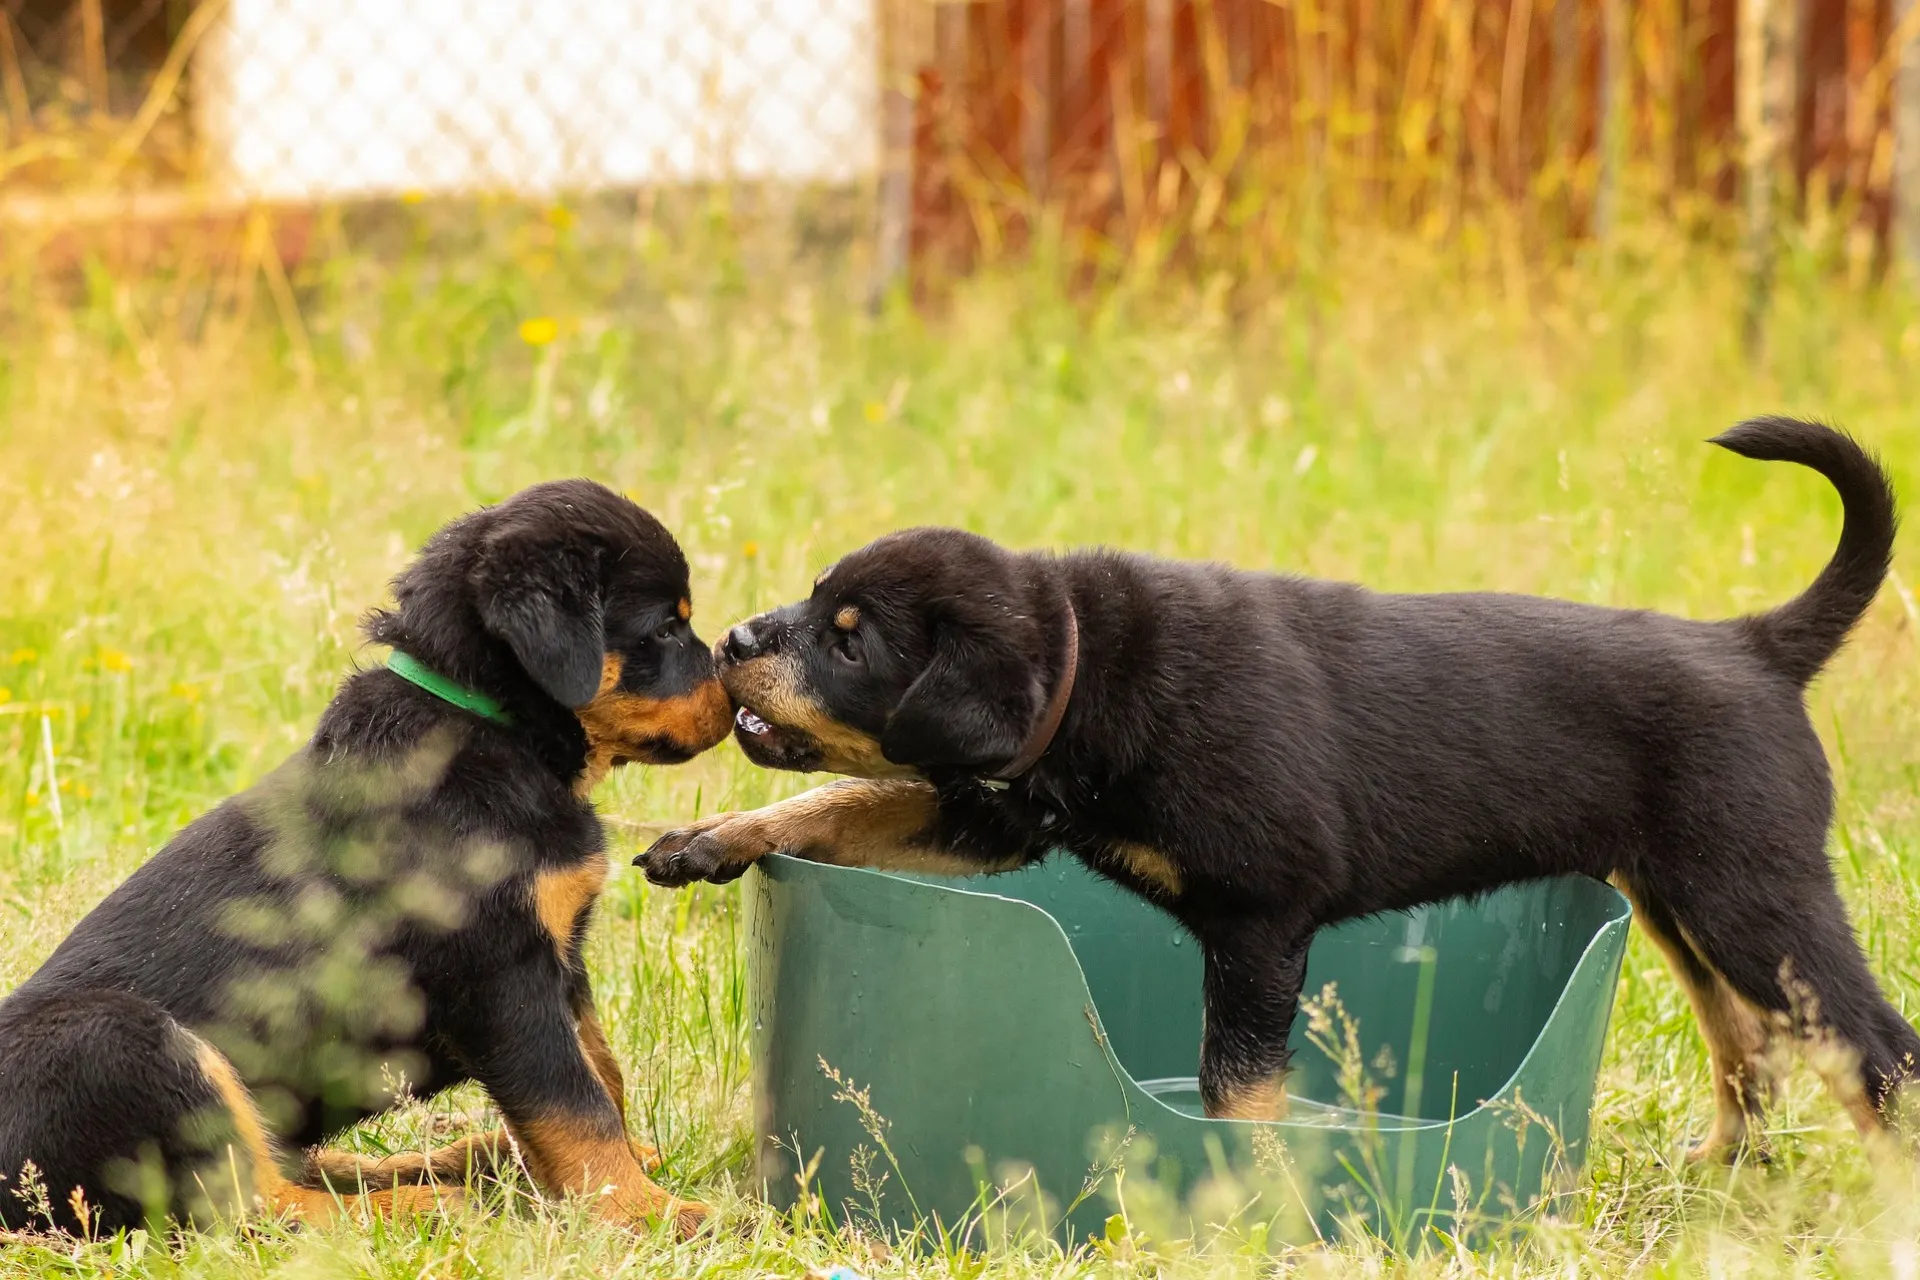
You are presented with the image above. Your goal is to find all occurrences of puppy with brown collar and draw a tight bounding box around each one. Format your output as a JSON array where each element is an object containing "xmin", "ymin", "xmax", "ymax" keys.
[
  {"xmin": 642, "ymin": 418, "xmax": 1918, "ymax": 1158},
  {"xmin": 0, "ymin": 481, "xmax": 730, "ymax": 1236}
]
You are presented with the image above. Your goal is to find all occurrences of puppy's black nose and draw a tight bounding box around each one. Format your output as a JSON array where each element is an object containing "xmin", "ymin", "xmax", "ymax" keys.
[{"xmin": 723, "ymin": 622, "xmax": 764, "ymax": 663}]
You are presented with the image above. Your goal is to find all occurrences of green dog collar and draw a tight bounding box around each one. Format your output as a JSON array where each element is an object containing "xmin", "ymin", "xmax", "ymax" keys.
[{"xmin": 385, "ymin": 650, "xmax": 514, "ymax": 726}]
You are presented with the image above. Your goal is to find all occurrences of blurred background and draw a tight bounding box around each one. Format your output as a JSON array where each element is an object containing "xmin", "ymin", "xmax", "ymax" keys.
[
  {"xmin": 4, "ymin": 6, "xmax": 1920, "ymax": 1274},
  {"xmin": 3, "ymin": 0, "xmax": 1918, "ymax": 312}
]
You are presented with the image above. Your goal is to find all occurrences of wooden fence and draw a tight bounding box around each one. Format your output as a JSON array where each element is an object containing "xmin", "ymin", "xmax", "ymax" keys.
[{"xmin": 879, "ymin": 0, "xmax": 1920, "ymax": 292}]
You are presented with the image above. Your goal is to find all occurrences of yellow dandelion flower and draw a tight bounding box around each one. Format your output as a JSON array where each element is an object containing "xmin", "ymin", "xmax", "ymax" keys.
[
  {"xmin": 76, "ymin": 783, "xmax": 93, "ymax": 801},
  {"xmin": 518, "ymin": 316, "xmax": 560, "ymax": 347},
  {"xmin": 742, "ymin": 540, "xmax": 760, "ymax": 561},
  {"xmin": 99, "ymin": 648, "xmax": 132, "ymax": 673},
  {"xmin": 25, "ymin": 790, "xmax": 39, "ymax": 807},
  {"xmin": 0, "ymin": 688, "xmax": 9, "ymax": 705},
  {"xmin": 400, "ymin": 189, "xmax": 427, "ymax": 205},
  {"xmin": 863, "ymin": 401, "xmax": 887, "ymax": 424},
  {"xmin": 170, "ymin": 682, "xmax": 201, "ymax": 703},
  {"xmin": 545, "ymin": 204, "xmax": 575, "ymax": 231},
  {"xmin": 9, "ymin": 648, "xmax": 36, "ymax": 665}
]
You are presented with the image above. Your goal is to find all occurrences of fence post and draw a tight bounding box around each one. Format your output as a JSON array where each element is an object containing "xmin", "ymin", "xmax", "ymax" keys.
[
  {"xmin": 1739, "ymin": 0, "xmax": 1797, "ymax": 356},
  {"xmin": 1897, "ymin": 0, "xmax": 1920, "ymax": 281},
  {"xmin": 873, "ymin": 0, "xmax": 930, "ymax": 308},
  {"xmin": 1594, "ymin": 0, "xmax": 1629, "ymax": 241}
]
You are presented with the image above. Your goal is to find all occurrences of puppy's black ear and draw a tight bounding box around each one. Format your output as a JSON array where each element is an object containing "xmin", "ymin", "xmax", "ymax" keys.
[
  {"xmin": 471, "ymin": 524, "xmax": 606, "ymax": 708},
  {"xmin": 880, "ymin": 618, "xmax": 1039, "ymax": 774}
]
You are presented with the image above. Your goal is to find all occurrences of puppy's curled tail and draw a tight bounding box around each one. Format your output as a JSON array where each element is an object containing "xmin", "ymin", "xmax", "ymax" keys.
[{"xmin": 1714, "ymin": 415, "xmax": 1899, "ymax": 686}]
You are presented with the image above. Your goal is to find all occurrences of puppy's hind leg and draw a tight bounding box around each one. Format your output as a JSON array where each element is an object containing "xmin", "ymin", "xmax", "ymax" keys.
[
  {"xmin": 0, "ymin": 990, "xmax": 452, "ymax": 1235},
  {"xmin": 188, "ymin": 1040, "xmax": 463, "ymax": 1224},
  {"xmin": 1612, "ymin": 875, "xmax": 1775, "ymax": 1161},
  {"xmin": 1633, "ymin": 856, "xmax": 1919, "ymax": 1148}
]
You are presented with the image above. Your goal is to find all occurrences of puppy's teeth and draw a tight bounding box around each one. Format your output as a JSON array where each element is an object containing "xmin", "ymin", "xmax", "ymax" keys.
[{"xmin": 735, "ymin": 708, "xmax": 771, "ymax": 736}]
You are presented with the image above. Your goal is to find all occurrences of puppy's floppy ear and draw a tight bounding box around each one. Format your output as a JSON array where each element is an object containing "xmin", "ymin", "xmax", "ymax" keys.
[
  {"xmin": 470, "ymin": 522, "xmax": 606, "ymax": 708},
  {"xmin": 880, "ymin": 616, "xmax": 1040, "ymax": 774}
]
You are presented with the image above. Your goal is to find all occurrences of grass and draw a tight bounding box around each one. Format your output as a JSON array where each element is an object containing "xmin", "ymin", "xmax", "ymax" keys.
[{"xmin": 2, "ymin": 196, "xmax": 1919, "ymax": 1278}]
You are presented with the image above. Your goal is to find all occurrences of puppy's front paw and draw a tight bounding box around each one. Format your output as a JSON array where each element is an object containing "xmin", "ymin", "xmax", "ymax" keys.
[{"xmin": 636, "ymin": 814, "xmax": 773, "ymax": 886}]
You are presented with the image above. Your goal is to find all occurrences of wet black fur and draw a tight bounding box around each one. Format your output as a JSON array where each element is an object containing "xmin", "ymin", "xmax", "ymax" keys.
[
  {"xmin": 676, "ymin": 418, "xmax": 1920, "ymax": 1123},
  {"xmin": 0, "ymin": 481, "xmax": 719, "ymax": 1233}
]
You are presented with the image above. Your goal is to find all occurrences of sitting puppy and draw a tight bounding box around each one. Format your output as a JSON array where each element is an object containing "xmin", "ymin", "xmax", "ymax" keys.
[
  {"xmin": 643, "ymin": 418, "xmax": 1919, "ymax": 1158},
  {"xmin": 0, "ymin": 481, "xmax": 730, "ymax": 1236}
]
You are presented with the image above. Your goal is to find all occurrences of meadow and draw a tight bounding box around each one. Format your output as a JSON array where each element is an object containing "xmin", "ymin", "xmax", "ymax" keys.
[{"xmin": 1, "ymin": 198, "xmax": 1918, "ymax": 1277}]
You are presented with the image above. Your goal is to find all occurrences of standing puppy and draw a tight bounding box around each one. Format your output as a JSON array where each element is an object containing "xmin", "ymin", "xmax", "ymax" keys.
[
  {"xmin": 0, "ymin": 481, "xmax": 731, "ymax": 1236},
  {"xmin": 643, "ymin": 418, "xmax": 1918, "ymax": 1158}
]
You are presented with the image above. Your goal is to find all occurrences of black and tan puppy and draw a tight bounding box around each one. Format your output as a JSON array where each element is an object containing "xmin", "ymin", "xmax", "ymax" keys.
[
  {"xmin": 643, "ymin": 418, "xmax": 1918, "ymax": 1158},
  {"xmin": 0, "ymin": 481, "xmax": 731, "ymax": 1236}
]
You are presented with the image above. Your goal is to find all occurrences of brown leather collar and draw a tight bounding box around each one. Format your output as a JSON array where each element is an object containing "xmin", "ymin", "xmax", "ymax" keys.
[{"xmin": 992, "ymin": 605, "xmax": 1079, "ymax": 782}]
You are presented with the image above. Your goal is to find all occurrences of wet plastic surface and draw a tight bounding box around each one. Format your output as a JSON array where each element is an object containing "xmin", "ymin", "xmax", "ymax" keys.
[{"xmin": 746, "ymin": 854, "xmax": 1630, "ymax": 1246}]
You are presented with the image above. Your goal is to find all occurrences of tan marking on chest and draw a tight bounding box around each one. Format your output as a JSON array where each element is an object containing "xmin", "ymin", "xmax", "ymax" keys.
[
  {"xmin": 1107, "ymin": 842, "xmax": 1185, "ymax": 897},
  {"xmin": 533, "ymin": 851, "xmax": 609, "ymax": 960}
]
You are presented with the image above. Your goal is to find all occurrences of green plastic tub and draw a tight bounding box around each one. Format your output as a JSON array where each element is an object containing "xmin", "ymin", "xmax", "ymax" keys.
[{"xmin": 745, "ymin": 854, "xmax": 1631, "ymax": 1247}]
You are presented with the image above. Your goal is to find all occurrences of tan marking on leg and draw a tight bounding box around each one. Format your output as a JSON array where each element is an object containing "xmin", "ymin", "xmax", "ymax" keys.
[
  {"xmin": 655, "ymin": 780, "xmax": 1019, "ymax": 878},
  {"xmin": 1106, "ymin": 842, "xmax": 1184, "ymax": 897},
  {"xmin": 577, "ymin": 1008, "xmax": 628, "ymax": 1126},
  {"xmin": 188, "ymin": 1035, "xmax": 290, "ymax": 1212},
  {"xmin": 272, "ymin": 1182, "xmax": 460, "ymax": 1222},
  {"xmin": 576, "ymin": 1006, "xmax": 662, "ymax": 1170},
  {"xmin": 532, "ymin": 852, "xmax": 608, "ymax": 963},
  {"xmin": 1838, "ymin": 1086, "xmax": 1889, "ymax": 1142},
  {"xmin": 722, "ymin": 653, "xmax": 918, "ymax": 779},
  {"xmin": 191, "ymin": 1037, "xmax": 460, "ymax": 1222},
  {"xmin": 1800, "ymin": 1024, "xmax": 1898, "ymax": 1146},
  {"xmin": 303, "ymin": 1133, "xmax": 511, "ymax": 1191},
  {"xmin": 1686, "ymin": 978, "xmax": 1775, "ymax": 1158},
  {"xmin": 507, "ymin": 1114, "xmax": 708, "ymax": 1236},
  {"xmin": 1612, "ymin": 876, "xmax": 1775, "ymax": 1160},
  {"xmin": 1209, "ymin": 1076, "xmax": 1290, "ymax": 1122},
  {"xmin": 575, "ymin": 654, "xmax": 732, "ymax": 795}
]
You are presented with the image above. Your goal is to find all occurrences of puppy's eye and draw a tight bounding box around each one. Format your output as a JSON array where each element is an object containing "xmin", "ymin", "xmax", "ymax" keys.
[
  {"xmin": 833, "ymin": 629, "xmax": 863, "ymax": 665},
  {"xmin": 653, "ymin": 622, "xmax": 678, "ymax": 643}
]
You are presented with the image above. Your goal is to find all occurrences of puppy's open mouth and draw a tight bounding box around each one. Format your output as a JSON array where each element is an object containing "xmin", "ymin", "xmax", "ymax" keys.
[{"xmin": 730, "ymin": 703, "xmax": 819, "ymax": 770}]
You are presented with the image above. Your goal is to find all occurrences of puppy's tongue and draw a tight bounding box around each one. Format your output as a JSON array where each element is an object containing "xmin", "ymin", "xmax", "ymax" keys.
[{"xmin": 736, "ymin": 707, "xmax": 772, "ymax": 737}]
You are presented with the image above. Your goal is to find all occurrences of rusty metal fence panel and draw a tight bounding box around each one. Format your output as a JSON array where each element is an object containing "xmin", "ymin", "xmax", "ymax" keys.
[{"xmin": 897, "ymin": 0, "xmax": 1914, "ymax": 284}]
